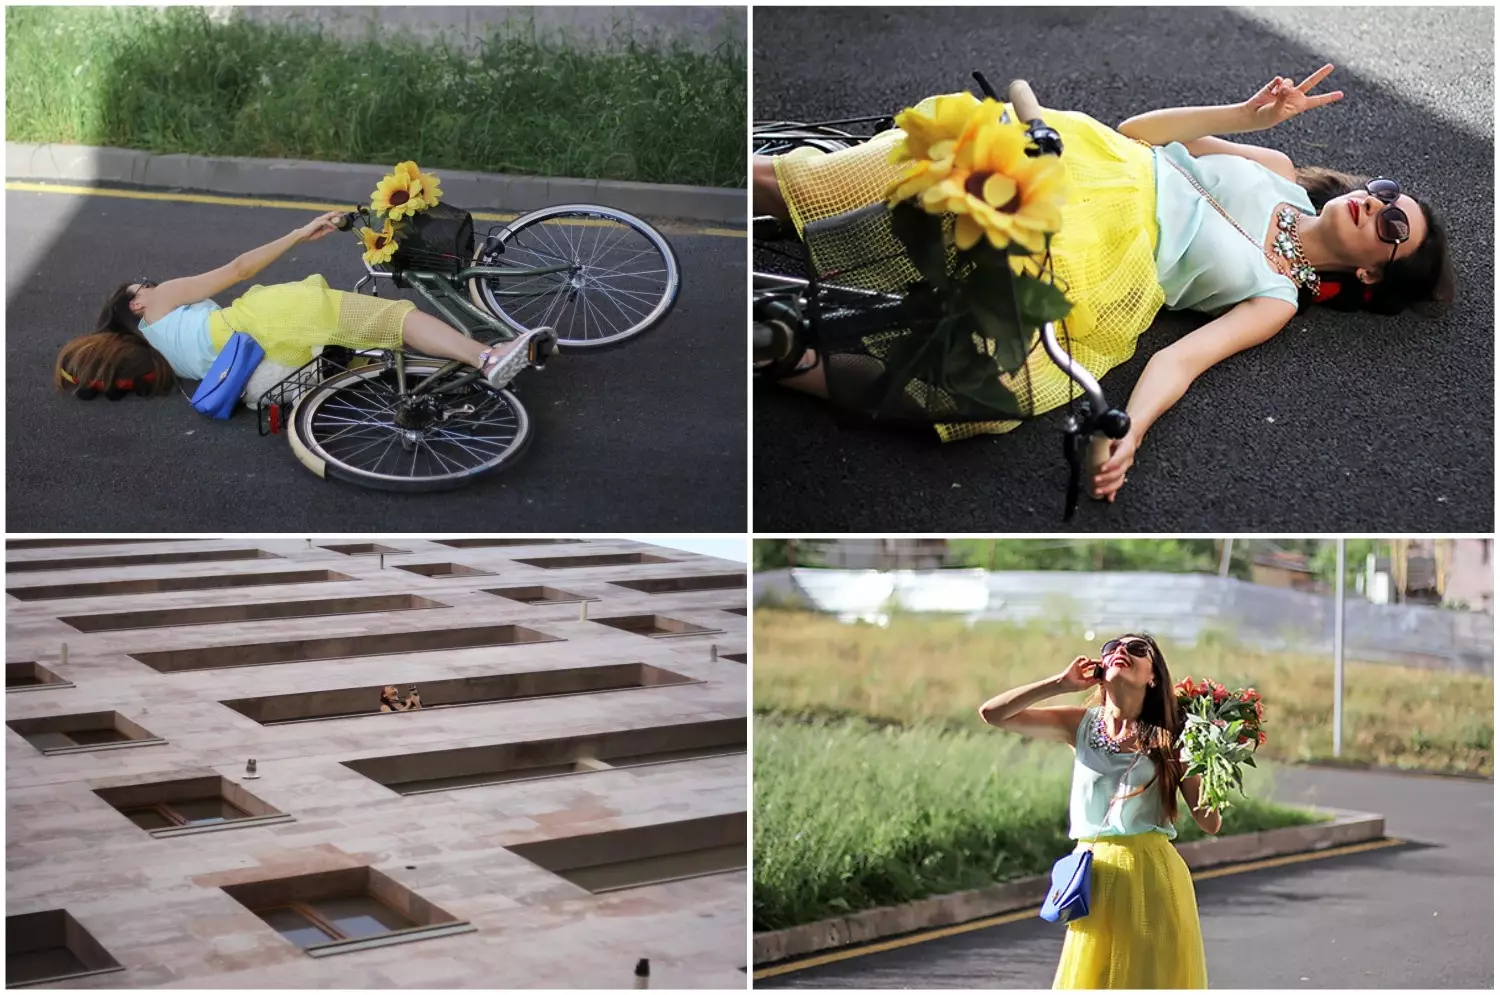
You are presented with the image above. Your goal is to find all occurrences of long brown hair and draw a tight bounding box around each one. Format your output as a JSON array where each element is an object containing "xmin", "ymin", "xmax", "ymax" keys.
[
  {"xmin": 1086, "ymin": 633, "xmax": 1185, "ymax": 826},
  {"xmin": 53, "ymin": 283, "xmax": 175, "ymax": 396},
  {"xmin": 1294, "ymin": 166, "xmax": 1454, "ymax": 317}
]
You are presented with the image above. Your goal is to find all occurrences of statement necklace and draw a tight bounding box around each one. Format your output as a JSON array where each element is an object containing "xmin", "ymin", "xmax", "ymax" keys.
[
  {"xmin": 1089, "ymin": 713, "xmax": 1141, "ymax": 755},
  {"xmin": 1273, "ymin": 207, "xmax": 1322, "ymax": 295}
]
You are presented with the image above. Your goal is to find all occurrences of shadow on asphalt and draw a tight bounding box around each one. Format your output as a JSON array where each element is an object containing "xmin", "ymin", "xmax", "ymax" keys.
[{"xmin": 753, "ymin": 6, "xmax": 1493, "ymax": 531}]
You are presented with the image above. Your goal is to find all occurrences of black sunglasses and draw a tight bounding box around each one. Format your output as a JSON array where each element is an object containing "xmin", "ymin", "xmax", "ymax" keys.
[
  {"xmin": 1101, "ymin": 637, "xmax": 1151, "ymax": 659},
  {"xmin": 1363, "ymin": 178, "xmax": 1411, "ymax": 266}
]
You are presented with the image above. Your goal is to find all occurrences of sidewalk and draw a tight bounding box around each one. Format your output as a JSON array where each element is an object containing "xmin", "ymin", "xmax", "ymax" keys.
[{"xmin": 6, "ymin": 142, "xmax": 746, "ymax": 225}]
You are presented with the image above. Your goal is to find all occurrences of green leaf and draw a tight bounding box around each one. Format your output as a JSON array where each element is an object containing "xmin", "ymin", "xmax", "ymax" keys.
[
  {"xmin": 1243, "ymin": 755, "xmax": 1257, "ymax": 769},
  {"xmin": 940, "ymin": 320, "xmax": 1021, "ymax": 415},
  {"xmin": 888, "ymin": 202, "xmax": 949, "ymax": 291},
  {"xmin": 1013, "ymin": 273, "xmax": 1074, "ymax": 325}
]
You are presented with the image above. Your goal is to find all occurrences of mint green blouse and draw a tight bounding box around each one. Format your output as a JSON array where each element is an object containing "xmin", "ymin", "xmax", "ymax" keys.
[
  {"xmin": 138, "ymin": 299, "xmax": 222, "ymax": 380},
  {"xmin": 1153, "ymin": 141, "xmax": 1315, "ymax": 315},
  {"xmin": 1068, "ymin": 706, "xmax": 1176, "ymax": 841}
]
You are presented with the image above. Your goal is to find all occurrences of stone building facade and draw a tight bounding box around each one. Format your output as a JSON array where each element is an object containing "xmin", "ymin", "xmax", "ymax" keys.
[{"xmin": 6, "ymin": 537, "xmax": 746, "ymax": 988}]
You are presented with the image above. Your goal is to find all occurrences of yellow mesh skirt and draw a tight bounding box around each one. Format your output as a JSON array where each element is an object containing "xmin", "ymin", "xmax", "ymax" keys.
[
  {"xmin": 773, "ymin": 99, "xmax": 1165, "ymax": 440},
  {"xmin": 1052, "ymin": 832, "xmax": 1207, "ymax": 989},
  {"xmin": 210, "ymin": 274, "xmax": 415, "ymax": 368}
]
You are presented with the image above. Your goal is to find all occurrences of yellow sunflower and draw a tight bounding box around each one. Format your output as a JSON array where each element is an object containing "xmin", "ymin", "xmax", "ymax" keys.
[
  {"xmin": 884, "ymin": 93, "xmax": 989, "ymax": 206},
  {"xmin": 370, "ymin": 170, "xmax": 427, "ymax": 221},
  {"xmin": 359, "ymin": 221, "xmax": 399, "ymax": 266},
  {"xmin": 389, "ymin": 161, "xmax": 442, "ymax": 210},
  {"xmin": 889, "ymin": 92, "xmax": 983, "ymax": 163},
  {"xmin": 919, "ymin": 113, "xmax": 1067, "ymax": 254}
]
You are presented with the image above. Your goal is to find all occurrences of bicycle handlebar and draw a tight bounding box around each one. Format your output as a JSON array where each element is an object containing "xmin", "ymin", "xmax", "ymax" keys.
[
  {"xmin": 1007, "ymin": 80, "xmax": 1044, "ymax": 123},
  {"xmin": 332, "ymin": 209, "xmax": 363, "ymax": 232}
]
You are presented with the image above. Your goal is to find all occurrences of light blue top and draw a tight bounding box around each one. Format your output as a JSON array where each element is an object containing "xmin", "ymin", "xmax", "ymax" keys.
[
  {"xmin": 137, "ymin": 299, "xmax": 221, "ymax": 380},
  {"xmin": 1153, "ymin": 141, "xmax": 1315, "ymax": 315},
  {"xmin": 1068, "ymin": 706, "xmax": 1176, "ymax": 841}
]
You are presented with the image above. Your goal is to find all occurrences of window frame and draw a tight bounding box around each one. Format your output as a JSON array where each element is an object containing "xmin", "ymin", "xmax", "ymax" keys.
[
  {"xmin": 253, "ymin": 892, "xmax": 416, "ymax": 948},
  {"xmin": 119, "ymin": 796, "xmax": 251, "ymax": 829}
]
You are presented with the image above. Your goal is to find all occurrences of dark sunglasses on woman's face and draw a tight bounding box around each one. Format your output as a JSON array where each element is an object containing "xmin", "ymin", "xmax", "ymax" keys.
[
  {"xmin": 1101, "ymin": 638, "xmax": 1151, "ymax": 659},
  {"xmin": 1364, "ymin": 178, "xmax": 1411, "ymax": 264}
]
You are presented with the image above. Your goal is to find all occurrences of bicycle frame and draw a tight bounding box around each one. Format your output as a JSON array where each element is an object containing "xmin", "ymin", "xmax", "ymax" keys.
[{"xmin": 351, "ymin": 242, "xmax": 569, "ymax": 404}]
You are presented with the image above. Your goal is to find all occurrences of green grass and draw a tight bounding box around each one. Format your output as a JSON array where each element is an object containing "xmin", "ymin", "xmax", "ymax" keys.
[
  {"xmin": 755, "ymin": 611, "xmax": 1495, "ymax": 776},
  {"xmin": 753, "ymin": 715, "xmax": 1327, "ymax": 932},
  {"xmin": 6, "ymin": 6, "xmax": 745, "ymax": 188}
]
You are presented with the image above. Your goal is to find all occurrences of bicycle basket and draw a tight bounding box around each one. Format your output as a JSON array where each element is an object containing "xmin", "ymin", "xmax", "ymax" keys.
[
  {"xmin": 392, "ymin": 203, "xmax": 474, "ymax": 275},
  {"xmin": 801, "ymin": 202, "xmax": 1061, "ymax": 426}
]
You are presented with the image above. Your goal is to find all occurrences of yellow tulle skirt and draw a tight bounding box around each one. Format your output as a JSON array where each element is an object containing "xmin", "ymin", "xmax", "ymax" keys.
[
  {"xmin": 209, "ymin": 274, "xmax": 415, "ymax": 368},
  {"xmin": 772, "ymin": 98, "xmax": 1166, "ymax": 440},
  {"xmin": 1052, "ymin": 832, "xmax": 1207, "ymax": 989}
]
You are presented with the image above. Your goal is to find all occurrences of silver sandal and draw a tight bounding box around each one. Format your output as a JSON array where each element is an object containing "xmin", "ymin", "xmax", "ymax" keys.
[{"xmin": 480, "ymin": 328, "xmax": 558, "ymax": 389}]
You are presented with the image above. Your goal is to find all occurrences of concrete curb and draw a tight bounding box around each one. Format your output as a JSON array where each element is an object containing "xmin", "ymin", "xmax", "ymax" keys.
[
  {"xmin": 753, "ymin": 805, "xmax": 1385, "ymax": 967},
  {"xmin": 5, "ymin": 142, "xmax": 746, "ymax": 226}
]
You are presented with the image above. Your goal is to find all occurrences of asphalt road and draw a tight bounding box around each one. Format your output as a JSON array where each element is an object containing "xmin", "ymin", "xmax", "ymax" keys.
[
  {"xmin": 6, "ymin": 188, "xmax": 746, "ymax": 530},
  {"xmin": 758, "ymin": 765, "xmax": 1493, "ymax": 989},
  {"xmin": 753, "ymin": 6, "xmax": 1493, "ymax": 531}
]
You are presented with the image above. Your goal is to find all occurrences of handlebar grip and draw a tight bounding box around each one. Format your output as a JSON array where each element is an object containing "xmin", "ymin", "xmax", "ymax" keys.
[
  {"xmin": 332, "ymin": 210, "xmax": 361, "ymax": 232},
  {"xmin": 1087, "ymin": 435, "xmax": 1113, "ymax": 500},
  {"xmin": 1008, "ymin": 79, "xmax": 1044, "ymax": 122}
]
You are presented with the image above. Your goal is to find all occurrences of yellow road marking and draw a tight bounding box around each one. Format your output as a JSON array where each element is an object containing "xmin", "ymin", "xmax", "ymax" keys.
[
  {"xmin": 4, "ymin": 181, "xmax": 743, "ymax": 237},
  {"xmin": 753, "ymin": 837, "xmax": 1408, "ymax": 980}
]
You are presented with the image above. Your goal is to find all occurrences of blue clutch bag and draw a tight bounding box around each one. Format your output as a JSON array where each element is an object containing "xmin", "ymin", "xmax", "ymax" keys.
[
  {"xmin": 191, "ymin": 332, "xmax": 264, "ymax": 419},
  {"xmin": 1040, "ymin": 848, "xmax": 1093, "ymax": 923}
]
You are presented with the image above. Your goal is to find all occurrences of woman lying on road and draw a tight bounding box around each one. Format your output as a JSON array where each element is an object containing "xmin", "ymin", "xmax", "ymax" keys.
[
  {"xmin": 53, "ymin": 211, "xmax": 556, "ymax": 403},
  {"xmin": 755, "ymin": 66, "xmax": 1453, "ymax": 501},
  {"xmin": 980, "ymin": 635, "xmax": 1217, "ymax": 989}
]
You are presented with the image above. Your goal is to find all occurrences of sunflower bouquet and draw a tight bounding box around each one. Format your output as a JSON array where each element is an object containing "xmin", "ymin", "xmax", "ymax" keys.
[
  {"xmin": 1174, "ymin": 677, "xmax": 1267, "ymax": 812},
  {"xmin": 353, "ymin": 161, "xmax": 445, "ymax": 267},
  {"xmin": 877, "ymin": 92, "xmax": 1073, "ymax": 413}
]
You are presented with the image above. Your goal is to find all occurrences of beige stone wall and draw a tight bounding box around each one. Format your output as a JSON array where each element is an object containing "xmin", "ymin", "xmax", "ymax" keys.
[{"xmin": 6, "ymin": 537, "xmax": 747, "ymax": 988}]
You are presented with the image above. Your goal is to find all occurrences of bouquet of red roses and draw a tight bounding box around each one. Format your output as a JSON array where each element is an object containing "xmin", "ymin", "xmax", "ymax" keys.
[{"xmin": 1174, "ymin": 677, "xmax": 1266, "ymax": 812}]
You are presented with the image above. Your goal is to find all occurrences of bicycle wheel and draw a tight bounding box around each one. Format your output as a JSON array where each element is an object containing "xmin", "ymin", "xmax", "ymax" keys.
[
  {"xmin": 467, "ymin": 205, "xmax": 680, "ymax": 351},
  {"xmin": 286, "ymin": 359, "xmax": 532, "ymax": 492}
]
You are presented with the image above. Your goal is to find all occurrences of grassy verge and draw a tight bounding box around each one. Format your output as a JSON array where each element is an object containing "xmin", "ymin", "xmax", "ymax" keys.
[
  {"xmin": 754, "ymin": 716, "xmax": 1326, "ymax": 932},
  {"xmin": 6, "ymin": 6, "xmax": 745, "ymax": 188},
  {"xmin": 754, "ymin": 611, "xmax": 1494, "ymax": 776}
]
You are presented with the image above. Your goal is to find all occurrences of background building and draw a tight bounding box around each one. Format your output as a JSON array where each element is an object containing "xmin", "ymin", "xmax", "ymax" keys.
[{"xmin": 6, "ymin": 537, "xmax": 746, "ymax": 988}]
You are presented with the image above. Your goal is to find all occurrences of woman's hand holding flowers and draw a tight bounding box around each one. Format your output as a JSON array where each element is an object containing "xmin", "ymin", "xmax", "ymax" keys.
[
  {"xmin": 1243, "ymin": 64, "xmax": 1345, "ymax": 130},
  {"xmin": 1175, "ymin": 678, "xmax": 1266, "ymax": 813}
]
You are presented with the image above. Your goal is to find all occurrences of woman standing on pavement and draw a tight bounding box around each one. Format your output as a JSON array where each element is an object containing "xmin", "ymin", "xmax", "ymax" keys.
[
  {"xmin": 979, "ymin": 634, "xmax": 1218, "ymax": 989},
  {"xmin": 755, "ymin": 66, "xmax": 1453, "ymax": 502},
  {"xmin": 54, "ymin": 210, "xmax": 554, "ymax": 402}
]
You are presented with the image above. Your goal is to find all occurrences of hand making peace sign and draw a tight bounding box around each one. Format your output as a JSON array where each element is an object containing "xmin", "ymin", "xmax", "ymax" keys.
[{"xmin": 1244, "ymin": 63, "xmax": 1345, "ymax": 129}]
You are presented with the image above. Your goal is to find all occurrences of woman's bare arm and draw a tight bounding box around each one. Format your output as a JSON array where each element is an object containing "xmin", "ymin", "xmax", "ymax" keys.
[
  {"xmin": 142, "ymin": 211, "xmax": 343, "ymax": 321},
  {"xmin": 1119, "ymin": 67, "xmax": 1342, "ymax": 150},
  {"xmin": 1180, "ymin": 775, "xmax": 1223, "ymax": 834},
  {"xmin": 1093, "ymin": 296, "xmax": 1296, "ymax": 499},
  {"xmin": 1118, "ymin": 101, "xmax": 1261, "ymax": 147},
  {"xmin": 979, "ymin": 657, "xmax": 1096, "ymax": 745}
]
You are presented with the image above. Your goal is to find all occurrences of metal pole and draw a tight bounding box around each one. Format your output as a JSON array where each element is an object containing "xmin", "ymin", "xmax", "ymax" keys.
[
  {"xmin": 1333, "ymin": 538, "xmax": 1345, "ymax": 758},
  {"xmin": 1218, "ymin": 538, "xmax": 1234, "ymax": 578}
]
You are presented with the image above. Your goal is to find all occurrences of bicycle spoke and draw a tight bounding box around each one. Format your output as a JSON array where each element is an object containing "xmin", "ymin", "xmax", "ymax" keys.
[{"xmin": 302, "ymin": 365, "xmax": 529, "ymax": 484}]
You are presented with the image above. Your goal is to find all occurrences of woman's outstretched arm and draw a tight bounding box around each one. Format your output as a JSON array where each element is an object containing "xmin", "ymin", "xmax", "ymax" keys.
[
  {"xmin": 1118, "ymin": 66, "xmax": 1343, "ymax": 147},
  {"xmin": 979, "ymin": 657, "xmax": 1096, "ymax": 745},
  {"xmin": 142, "ymin": 211, "xmax": 345, "ymax": 320},
  {"xmin": 1093, "ymin": 295, "xmax": 1297, "ymax": 501}
]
